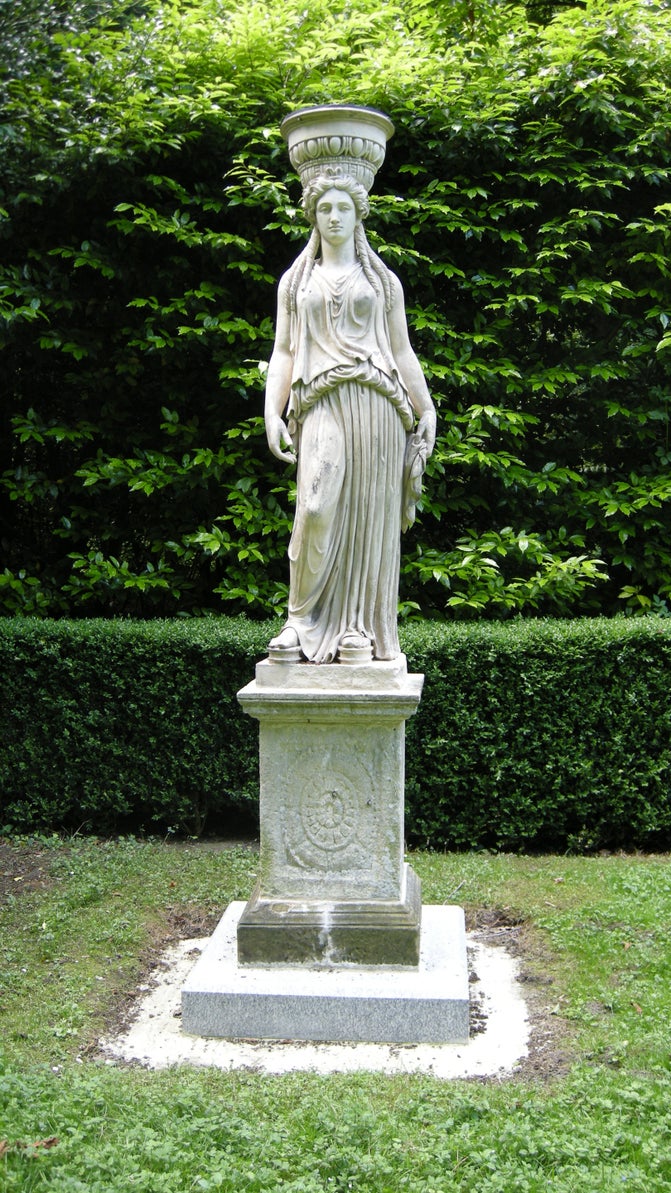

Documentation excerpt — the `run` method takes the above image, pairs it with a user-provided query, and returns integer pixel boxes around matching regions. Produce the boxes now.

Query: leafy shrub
[2,616,670,851]
[2,0,671,619]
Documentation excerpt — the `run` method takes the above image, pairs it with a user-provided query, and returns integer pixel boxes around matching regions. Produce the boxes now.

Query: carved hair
[287,171,393,313]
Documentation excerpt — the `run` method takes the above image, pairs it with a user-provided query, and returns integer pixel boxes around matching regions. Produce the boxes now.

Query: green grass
[2,837,671,1191]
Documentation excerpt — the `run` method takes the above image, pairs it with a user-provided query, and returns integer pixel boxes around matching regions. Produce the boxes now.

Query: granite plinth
[182,902,469,1045]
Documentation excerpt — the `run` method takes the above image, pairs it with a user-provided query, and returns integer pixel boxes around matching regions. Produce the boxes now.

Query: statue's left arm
[387,275,437,456]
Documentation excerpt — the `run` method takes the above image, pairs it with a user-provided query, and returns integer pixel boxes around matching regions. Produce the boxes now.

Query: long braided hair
[287,171,393,315]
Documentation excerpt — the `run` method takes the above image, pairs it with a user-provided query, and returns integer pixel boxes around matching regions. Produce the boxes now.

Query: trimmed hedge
[404,618,671,852]
[1,617,670,851]
[0,618,267,838]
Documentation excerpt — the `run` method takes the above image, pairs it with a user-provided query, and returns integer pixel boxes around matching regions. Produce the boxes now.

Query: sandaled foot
[337,633,373,665]
[268,626,302,663]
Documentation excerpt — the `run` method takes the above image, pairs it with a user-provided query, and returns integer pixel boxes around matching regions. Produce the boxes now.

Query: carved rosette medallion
[281,105,394,194]
[282,747,376,872]
[301,777,358,852]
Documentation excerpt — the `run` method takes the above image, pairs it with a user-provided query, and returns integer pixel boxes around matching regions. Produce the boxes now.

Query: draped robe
[283,262,414,664]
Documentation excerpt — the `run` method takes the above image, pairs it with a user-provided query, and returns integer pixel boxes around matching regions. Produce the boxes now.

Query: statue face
[314,188,358,247]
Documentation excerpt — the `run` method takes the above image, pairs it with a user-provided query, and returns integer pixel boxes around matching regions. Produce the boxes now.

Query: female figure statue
[265,169,436,664]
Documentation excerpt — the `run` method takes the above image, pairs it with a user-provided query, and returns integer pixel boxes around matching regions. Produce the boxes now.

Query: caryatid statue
[265,106,436,665]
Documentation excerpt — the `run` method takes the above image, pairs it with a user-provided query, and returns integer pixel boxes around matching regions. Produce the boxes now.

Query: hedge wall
[0,618,264,838]
[1,616,670,851]
[404,617,671,852]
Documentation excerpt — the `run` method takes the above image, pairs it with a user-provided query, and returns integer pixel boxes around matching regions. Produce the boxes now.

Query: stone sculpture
[182,107,469,1039]
[265,105,436,665]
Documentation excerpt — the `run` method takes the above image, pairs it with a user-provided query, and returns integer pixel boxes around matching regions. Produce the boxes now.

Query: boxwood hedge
[1,616,670,851]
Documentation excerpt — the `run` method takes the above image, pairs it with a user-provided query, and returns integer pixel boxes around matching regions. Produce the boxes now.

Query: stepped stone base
[186,655,472,1043]
[182,902,469,1044]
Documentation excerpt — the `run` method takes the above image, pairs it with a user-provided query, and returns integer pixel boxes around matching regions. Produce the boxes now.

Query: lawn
[1,836,670,1191]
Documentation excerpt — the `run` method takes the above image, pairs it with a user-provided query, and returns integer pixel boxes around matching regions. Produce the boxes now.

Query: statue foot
[268,626,302,664]
[337,633,373,665]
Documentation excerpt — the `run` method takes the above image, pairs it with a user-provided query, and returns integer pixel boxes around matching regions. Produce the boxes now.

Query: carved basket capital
[281,104,394,193]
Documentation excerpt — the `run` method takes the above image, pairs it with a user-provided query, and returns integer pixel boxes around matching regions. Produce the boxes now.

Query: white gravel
[100,933,529,1080]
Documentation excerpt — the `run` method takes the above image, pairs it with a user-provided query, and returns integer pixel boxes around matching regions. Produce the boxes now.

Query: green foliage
[0,617,272,836]
[1,0,671,618]
[2,616,671,851]
[404,616,671,850]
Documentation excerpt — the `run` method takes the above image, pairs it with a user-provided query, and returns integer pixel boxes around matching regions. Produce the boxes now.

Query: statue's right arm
[264,275,296,464]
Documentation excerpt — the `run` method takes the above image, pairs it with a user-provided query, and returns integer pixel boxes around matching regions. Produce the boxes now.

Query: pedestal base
[236,655,424,966]
[237,864,421,967]
[182,902,469,1045]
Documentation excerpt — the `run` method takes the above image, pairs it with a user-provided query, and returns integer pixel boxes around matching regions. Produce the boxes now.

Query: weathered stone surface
[281,105,395,194]
[182,902,470,1044]
[254,655,414,692]
[236,657,423,966]
[237,864,421,967]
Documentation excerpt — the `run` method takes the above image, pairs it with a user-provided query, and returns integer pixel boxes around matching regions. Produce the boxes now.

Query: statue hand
[417,409,437,457]
[266,414,296,464]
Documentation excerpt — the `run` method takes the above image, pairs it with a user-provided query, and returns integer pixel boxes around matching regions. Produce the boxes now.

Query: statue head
[302,171,370,227]
[286,167,393,314]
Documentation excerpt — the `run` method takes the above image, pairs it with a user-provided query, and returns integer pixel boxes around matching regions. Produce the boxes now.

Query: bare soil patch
[467,906,572,1082]
[0,838,61,902]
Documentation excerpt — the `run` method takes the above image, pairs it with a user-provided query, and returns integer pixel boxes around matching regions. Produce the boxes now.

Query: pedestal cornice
[237,656,424,722]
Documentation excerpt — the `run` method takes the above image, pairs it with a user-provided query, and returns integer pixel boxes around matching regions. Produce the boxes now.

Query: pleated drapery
[282,262,411,663]
[286,380,405,663]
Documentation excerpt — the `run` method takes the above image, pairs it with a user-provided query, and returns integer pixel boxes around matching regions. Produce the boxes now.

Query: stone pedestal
[181,653,471,1044]
[236,656,423,967]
